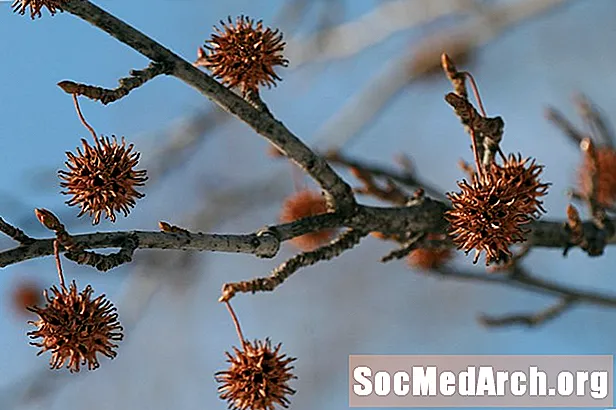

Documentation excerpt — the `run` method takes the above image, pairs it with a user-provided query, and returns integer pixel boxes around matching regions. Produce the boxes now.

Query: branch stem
[72,94,98,142]
[53,240,66,288]
[62,0,356,211]
[225,301,247,349]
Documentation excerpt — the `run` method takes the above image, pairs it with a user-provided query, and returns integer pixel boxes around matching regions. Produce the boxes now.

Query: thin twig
[34,208,140,271]
[462,71,507,162]
[324,150,447,201]
[58,62,171,105]
[469,128,483,176]
[444,92,484,175]
[225,301,247,349]
[479,296,577,327]
[63,235,139,272]
[72,94,97,142]
[444,91,504,169]
[219,229,367,301]
[544,107,586,146]
[462,71,487,117]
[53,240,65,288]
[380,232,426,262]
[350,167,409,206]
[574,93,615,148]
[434,266,616,309]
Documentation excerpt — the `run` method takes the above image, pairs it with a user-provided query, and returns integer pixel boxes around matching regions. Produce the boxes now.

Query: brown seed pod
[216,339,296,410]
[27,281,124,372]
[279,189,336,251]
[11,0,67,19]
[578,146,616,207]
[198,15,289,95]
[59,136,148,225]
[490,153,550,218]
[406,234,453,270]
[446,169,536,265]
[10,279,43,316]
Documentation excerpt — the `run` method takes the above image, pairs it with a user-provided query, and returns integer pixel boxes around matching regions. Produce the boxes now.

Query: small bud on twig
[35,208,62,231]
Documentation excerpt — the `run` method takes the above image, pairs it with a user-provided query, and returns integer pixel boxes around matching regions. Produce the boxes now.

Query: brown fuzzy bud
[34,208,62,231]
[158,221,190,234]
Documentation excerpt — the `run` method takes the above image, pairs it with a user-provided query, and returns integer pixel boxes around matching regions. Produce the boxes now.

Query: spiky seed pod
[446,169,535,265]
[59,136,148,225]
[11,280,42,316]
[279,189,336,251]
[578,146,616,207]
[407,234,453,270]
[199,15,288,95]
[11,0,66,18]
[216,339,296,410]
[27,281,124,372]
[491,154,549,218]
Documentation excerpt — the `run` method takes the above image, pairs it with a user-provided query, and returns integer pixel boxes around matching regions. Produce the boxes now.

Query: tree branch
[435,267,616,309]
[0,216,34,244]
[4,0,613,323]
[0,228,281,269]
[57,61,171,105]
[324,150,447,201]
[61,0,356,211]
[220,229,367,301]
[2,198,615,270]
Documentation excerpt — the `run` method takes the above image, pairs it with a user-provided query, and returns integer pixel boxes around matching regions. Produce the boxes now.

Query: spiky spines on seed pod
[11,0,67,19]
[27,281,124,372]
[446,150,548,266]
[197,15,288,95]
[59,136,147,225]
[216,338,296,410]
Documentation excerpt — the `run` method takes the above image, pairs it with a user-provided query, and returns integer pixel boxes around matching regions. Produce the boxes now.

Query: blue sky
[1,1,616,409]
